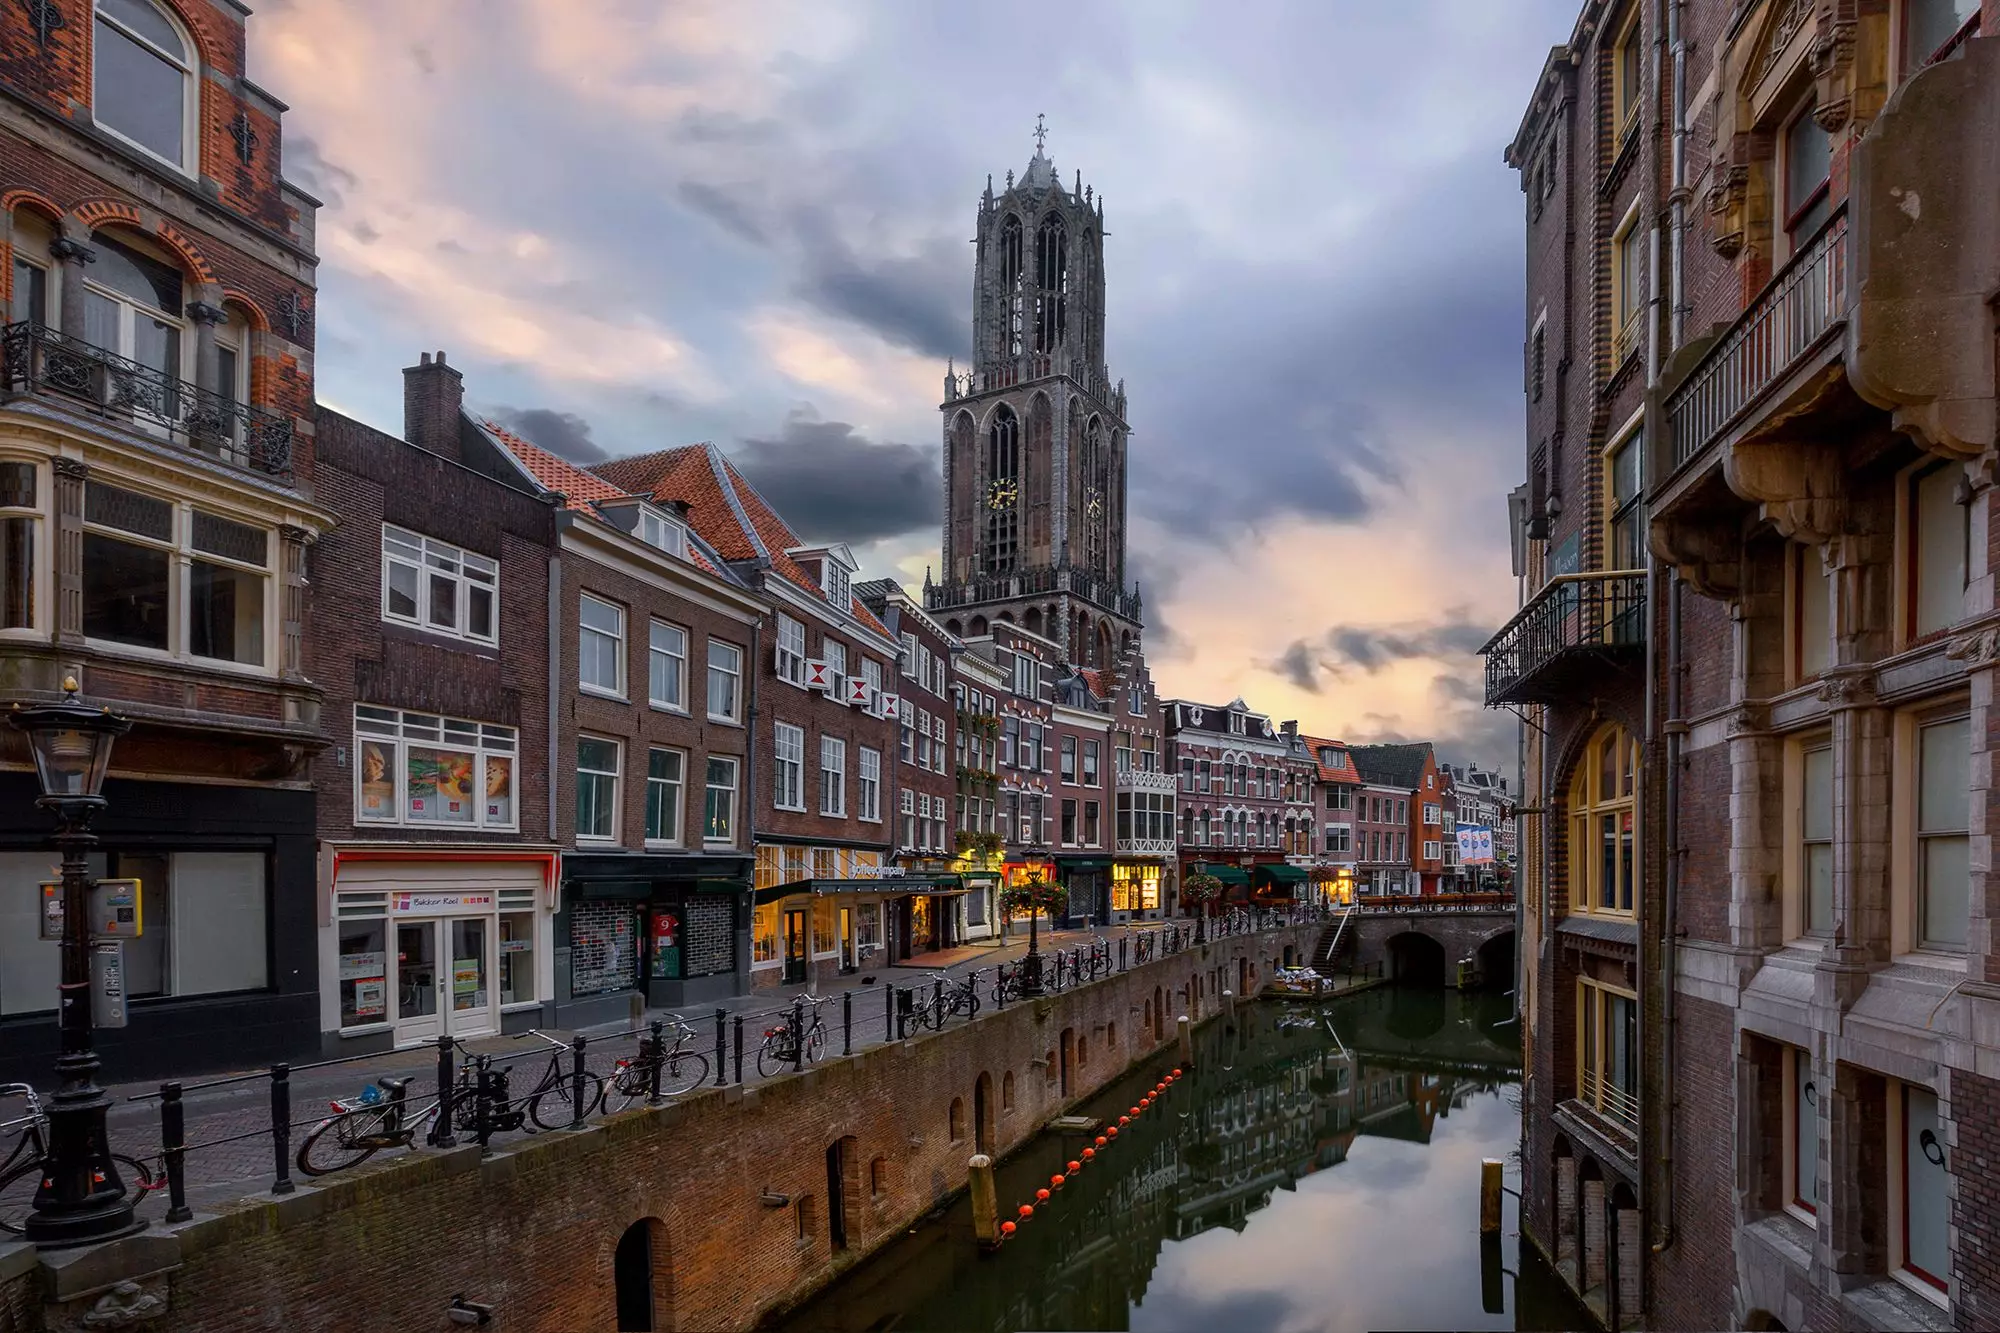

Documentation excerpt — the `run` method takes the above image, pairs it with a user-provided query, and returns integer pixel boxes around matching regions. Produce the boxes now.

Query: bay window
[83,481,271,668]
[355,705,517,830]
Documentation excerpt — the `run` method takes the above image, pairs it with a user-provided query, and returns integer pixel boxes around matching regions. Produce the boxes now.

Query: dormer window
[636,506,686,559]
[824,560,850,610]
[1229,712,1245,736]
[94,0,198,173]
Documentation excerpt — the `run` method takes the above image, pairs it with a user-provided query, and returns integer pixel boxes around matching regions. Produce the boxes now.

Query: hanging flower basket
[1180,873,1224,907]
[1000,877,1068,920]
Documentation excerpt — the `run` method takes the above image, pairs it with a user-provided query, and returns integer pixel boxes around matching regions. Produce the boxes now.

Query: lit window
[1908,461,1967,640]
[382,525,497,647]
[1914,713,1970,950]
[579,594,624,695]
[93,0,196,171]
[704,756,739,845]
[708,639,743,722]
[354,705,517,830]
[648,620,687,711]
[576,737,620,842]
[1568,723,1638,916]
[645,748,684,845]
[1576,976,1638,1136]
[1782,102,1832,252]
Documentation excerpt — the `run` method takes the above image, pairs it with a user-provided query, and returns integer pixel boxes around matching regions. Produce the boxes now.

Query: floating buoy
[1082,1147,1095,1159]
[1094,1136,1107,1147]
[1002,1220,1017,1236]
[1067,1160,1080,1173]
[1019,1204,1034,1218]
[1107,1126,1119,1138]
[1052,1174,1066,1188]
[1118,1115,1129,1126]
[1172,1068,1183,1077]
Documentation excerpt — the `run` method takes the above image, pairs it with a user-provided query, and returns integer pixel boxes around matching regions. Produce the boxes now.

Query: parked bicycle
[756,996,830,1077]
[604,1017,708,1111]
[518,1030,606,1130]
[296,1070,448,1177]
[0,1083,163,1232]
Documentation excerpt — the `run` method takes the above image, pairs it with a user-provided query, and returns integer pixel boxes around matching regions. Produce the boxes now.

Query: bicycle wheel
[113,1155,160,1198]
[755,1033,791,1079]
[806,1022,827,1064]
[658,1052,709,1097]
[296,1107,386,1177]
[0,1159,45,1233]
[961,988,981,1019]
[601,1067,652,1114]
[528,1071,604,1131]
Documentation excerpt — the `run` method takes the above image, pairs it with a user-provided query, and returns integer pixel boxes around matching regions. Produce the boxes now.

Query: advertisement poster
[453,958,482,1001]
[339,950,387,981]
[650,911,680,980]
[352,979,386,1018]
[484,755,514,824]
[359,740,396,820]
[407,747,476,824]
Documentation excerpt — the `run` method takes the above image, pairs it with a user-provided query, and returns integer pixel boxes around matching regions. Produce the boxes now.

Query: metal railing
[1665,210,1848,474]
[1,321,294,481]
[1578,1070,1640,1139]
[925,563,1142,621]
[1480,571,1646,704]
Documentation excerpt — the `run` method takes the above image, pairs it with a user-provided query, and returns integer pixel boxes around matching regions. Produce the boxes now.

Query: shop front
[998,859,1058,935]
[959,870,1001,941]
[1109,861,1167,923]
[1184,861,1252,913]
[555,852,752,1025]
[321,846,559,1053]
[751,873,962,985]
[1252,863,1311,905]
[1055,857,1111,927]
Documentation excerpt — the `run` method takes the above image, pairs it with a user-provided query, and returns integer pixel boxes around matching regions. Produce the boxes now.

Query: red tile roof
[592,445,892,640]
[1077,668,1110,700]
[1298,734,1360,784]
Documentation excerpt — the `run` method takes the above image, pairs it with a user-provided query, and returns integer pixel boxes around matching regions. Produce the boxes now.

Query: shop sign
[850,865,907,879]
[351,979,387,1018]
[339,950,388,981]
[393,891,495,915]
[500,938,532,954]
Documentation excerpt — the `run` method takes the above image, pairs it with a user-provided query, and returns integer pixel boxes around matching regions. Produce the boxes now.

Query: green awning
[1056,857,1113,869]
[1254,864,1311,886]
[752,875,959,906]
[1196,865,1251,887]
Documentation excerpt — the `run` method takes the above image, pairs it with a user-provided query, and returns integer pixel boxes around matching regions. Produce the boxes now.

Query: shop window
[648,620,687,710]
[1576,977,1638,1136]
[570,900,640,997]
[84,482,271,667]
[645,748,684,846]
[354,705,517,830]
[708,639,743,722]
[812,900,839,958]
[1790,544,1831,683]
[498,910,535,1006]
[704,756,739,846]
[1913,711,1970,951]
[1568,723,1638,917]
[1784,1048,1818,1220]
[1907,461,1968,641]
[93,0,196,171]
[1894,1082,1951,1298]
[335,911,388,1029]
[752,902,779,968]
[382,524,497,647]
[0,463,38,631]
[854,903,881,955]
[577,736,621,843]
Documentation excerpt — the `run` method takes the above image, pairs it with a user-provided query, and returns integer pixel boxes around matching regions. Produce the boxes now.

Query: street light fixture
[9,676,137,1246]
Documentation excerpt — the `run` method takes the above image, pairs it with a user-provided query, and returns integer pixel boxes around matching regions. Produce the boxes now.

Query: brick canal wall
[0,926,1318,1333]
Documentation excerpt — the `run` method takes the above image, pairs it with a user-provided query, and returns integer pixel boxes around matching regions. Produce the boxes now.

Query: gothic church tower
[926,122,1140,669]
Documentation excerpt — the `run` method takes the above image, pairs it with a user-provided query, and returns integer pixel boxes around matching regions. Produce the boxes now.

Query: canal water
[770,987,1592,1333]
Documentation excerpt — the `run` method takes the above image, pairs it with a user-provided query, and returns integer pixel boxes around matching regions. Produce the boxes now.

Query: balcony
[2,322,295,482]
[926,562,1142,621]
[1480,571,1646,707]
[1116,769,1177,795]
[1116,768,1176,857]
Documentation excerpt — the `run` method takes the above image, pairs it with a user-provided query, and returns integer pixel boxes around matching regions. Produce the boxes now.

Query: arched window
[94,0,197,172]
[1568,723,1639,916]
[1034,214,1067,354]
[999,215,1024,358]
[982,406,1019,574]
[1081,415,1107,572]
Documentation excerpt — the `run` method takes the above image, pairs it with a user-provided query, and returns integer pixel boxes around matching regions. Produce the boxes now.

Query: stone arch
[948,1095,966,1143]
[997,611,1015,624]
[1095,619,1112,670]
[948,408,977,580]
[1742,1310,1787,1332]
[969,614,989,637]
[3,188,63,225]
[1025,391,1053,561]
[1024,605,1043,637]
[221,291,270,334]
[612,1217,672,1332]
[944,618,963,638]
[1120,629,1134,661]
[76,204,218,286]
[1474,927,1516,990]
[973,1071,995,1152]
[1386,930,1447,986]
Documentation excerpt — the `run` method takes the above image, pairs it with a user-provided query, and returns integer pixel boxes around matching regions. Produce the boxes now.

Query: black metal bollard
[844,991,854,1055]
[1120,936,1128,972]
[884,982,894,1040]
[648,1019,666,1105]
[713,1008,728,1088]
[569,1035,590,1129]
[733,1014,745,1084]
[933,979,945,1027]
[897,988,910,1040]
[160,1081,191,1223]
[269,1063,294,1195]
[433,1034,457,1148]
[790,999,806,1072]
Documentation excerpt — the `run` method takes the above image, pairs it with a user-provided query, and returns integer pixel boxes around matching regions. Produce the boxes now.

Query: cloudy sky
[253,0,1571,773]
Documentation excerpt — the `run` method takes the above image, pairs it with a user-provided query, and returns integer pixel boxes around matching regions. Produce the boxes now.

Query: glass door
[783,909,808,984]
[449,918,494,1037]
[393,921,442,1045]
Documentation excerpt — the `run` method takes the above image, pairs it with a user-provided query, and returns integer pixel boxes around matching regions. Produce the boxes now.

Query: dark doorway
[1237,956,1250,996]
[974,1071,994,1153]
[614,1220,655,1331]
[1059,1027,1075,1097]
[825,1141,848,1249]
[783,908,808,984]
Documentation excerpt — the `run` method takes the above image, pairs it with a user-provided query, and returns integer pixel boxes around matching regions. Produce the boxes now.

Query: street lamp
[9,677,136,1246]
[1017,879,1047,997]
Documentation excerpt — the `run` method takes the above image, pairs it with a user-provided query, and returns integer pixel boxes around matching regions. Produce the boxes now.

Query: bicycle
[756,996,830,1077]
[604,1018,709,1111]
[1,1083,164,1231]
[518,1030,607,1130]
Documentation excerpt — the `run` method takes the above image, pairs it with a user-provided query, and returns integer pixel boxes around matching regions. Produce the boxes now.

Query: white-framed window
[1423,840,1441,861]
[636,506,686,557]
[773,722,806,811]
[1013,653,1035,697]
[1423,803,1441,825]
[862,656,883,706]
[576,736,620,843]
[824,638,847,680]
[824,560,850,609]
[708,639,743,722]
[648,619,687,711]
[93,0,198,174]
[900,631,919,678]
[1129,681,1145,716]
[1083,740,1100,786]
[354,705,518,830]
[704,756,739,846]
[858,747,882,822]
[776,613,807,684]
[83,481,272,669]
[901,788,917,849]
[645,747,685,846]
[381,525,498,646]
[820,735,847,817]
[579,594,624,696]
[1324,824,1352,854]
[1060,735,1077,783]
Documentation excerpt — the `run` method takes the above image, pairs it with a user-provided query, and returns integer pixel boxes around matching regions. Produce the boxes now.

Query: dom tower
[926,123,1140,668]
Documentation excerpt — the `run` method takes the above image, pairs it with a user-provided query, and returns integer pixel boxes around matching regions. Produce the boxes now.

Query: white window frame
[708,638,744,722]
[353,705,520,832]
[704,755,740,847]
[824,560,850,609]
[648,619,688,712]
[576,734,622,844]
[820,735,847,817]
[381,524,498,647]
[644,746,686,847]
[858,747,882,822]
[579,593,625,698]
[773,721,806,812]
[91,0,200,176]
[776,613,808,685]
[636,506,686,557]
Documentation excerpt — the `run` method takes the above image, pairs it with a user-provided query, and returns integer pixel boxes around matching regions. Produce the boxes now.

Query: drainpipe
[1653,570,1684,1257]
[546,536,561,845]
[1668,0,1689,350]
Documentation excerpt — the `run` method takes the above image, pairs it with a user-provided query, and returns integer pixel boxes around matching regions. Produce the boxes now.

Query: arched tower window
[1081,415,1107,572]
[94,0,197,172]
[1000,215,1024,359]
[1034,214,1067,355]
[1568,723,1638,917]
[983,406,1020,574]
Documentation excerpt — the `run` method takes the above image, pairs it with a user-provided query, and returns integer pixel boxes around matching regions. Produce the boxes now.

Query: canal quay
[771,987,1591,1333]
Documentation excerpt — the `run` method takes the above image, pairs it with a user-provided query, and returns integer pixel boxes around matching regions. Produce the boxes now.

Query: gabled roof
[1347,742,1435,791]
[591,445,891,640]
[1297,734,1360,785]
[474,419,725,577]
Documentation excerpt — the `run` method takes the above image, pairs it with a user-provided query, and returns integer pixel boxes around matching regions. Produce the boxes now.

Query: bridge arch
[1386,931,1446,986]
[1474,927,1516,990]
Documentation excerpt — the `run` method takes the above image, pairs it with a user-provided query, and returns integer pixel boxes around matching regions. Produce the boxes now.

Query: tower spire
[1033,112,1048,154]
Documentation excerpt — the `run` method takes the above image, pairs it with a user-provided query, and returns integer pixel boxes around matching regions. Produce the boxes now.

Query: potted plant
[1180,872,1224,917]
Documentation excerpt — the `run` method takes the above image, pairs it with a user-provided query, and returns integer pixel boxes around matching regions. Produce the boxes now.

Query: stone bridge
[1321,907,1517,989]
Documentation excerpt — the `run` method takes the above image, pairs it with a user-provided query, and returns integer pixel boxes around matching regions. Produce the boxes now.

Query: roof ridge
[703,442,770,562]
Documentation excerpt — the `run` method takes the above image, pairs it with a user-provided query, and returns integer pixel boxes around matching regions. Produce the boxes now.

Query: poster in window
[359,741,396,820]
[484,755,514,824]
[407,747,476,823]
[352,979,386,1018]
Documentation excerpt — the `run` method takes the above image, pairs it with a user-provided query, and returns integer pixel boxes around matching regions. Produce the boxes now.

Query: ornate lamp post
[10,677,136,1246]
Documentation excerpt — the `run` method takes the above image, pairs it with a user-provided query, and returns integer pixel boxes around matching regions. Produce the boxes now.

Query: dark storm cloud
[731,411,940,547]
[1265,611,1494,693]
[793,231,964,361]
[491,407,608,464]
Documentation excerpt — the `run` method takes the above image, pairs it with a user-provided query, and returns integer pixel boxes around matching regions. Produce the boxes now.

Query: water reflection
[771,988,1589,1333]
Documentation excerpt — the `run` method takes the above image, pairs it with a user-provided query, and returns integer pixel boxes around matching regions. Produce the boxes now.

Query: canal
[770,987,1591,1333]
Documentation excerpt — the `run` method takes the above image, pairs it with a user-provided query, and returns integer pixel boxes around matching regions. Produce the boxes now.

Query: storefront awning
[1196,865,1251,887]
[753,875,961,906]
[1254,864,1311,886]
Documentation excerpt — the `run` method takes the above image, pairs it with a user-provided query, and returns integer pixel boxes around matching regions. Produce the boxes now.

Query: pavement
[68,913,1327,1225]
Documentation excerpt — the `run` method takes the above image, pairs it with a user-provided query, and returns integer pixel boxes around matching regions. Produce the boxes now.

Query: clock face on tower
[1085,488,1104,519]
[987,479,1019,511]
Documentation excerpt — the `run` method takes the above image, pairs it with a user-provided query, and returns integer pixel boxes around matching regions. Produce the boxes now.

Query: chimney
[1280,720,1299,738]
[404,349,465,461]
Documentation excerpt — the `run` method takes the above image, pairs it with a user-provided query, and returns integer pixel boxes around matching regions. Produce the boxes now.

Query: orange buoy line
[996,1068,1184,1243]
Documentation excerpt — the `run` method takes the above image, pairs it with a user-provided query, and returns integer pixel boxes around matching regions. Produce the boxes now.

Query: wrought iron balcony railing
[2,321,294,481]
[1480,570,1646,706]
[1665,210,1848,475]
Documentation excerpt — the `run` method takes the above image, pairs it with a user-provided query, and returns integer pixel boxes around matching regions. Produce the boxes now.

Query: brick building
[306,377,560,1055]
[1167,697,1294,904]
[957,622,1062,919]
[1492,2,2000,1327]
[949,640,1008,939]
[1350,743,1449,895]
[1299,734,1362,904]
[1352,779,1410,897]
[469,419,765,1020]
[1049,668,1111,922]
[0,0,329,1080]
[1104,653,1174,923]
